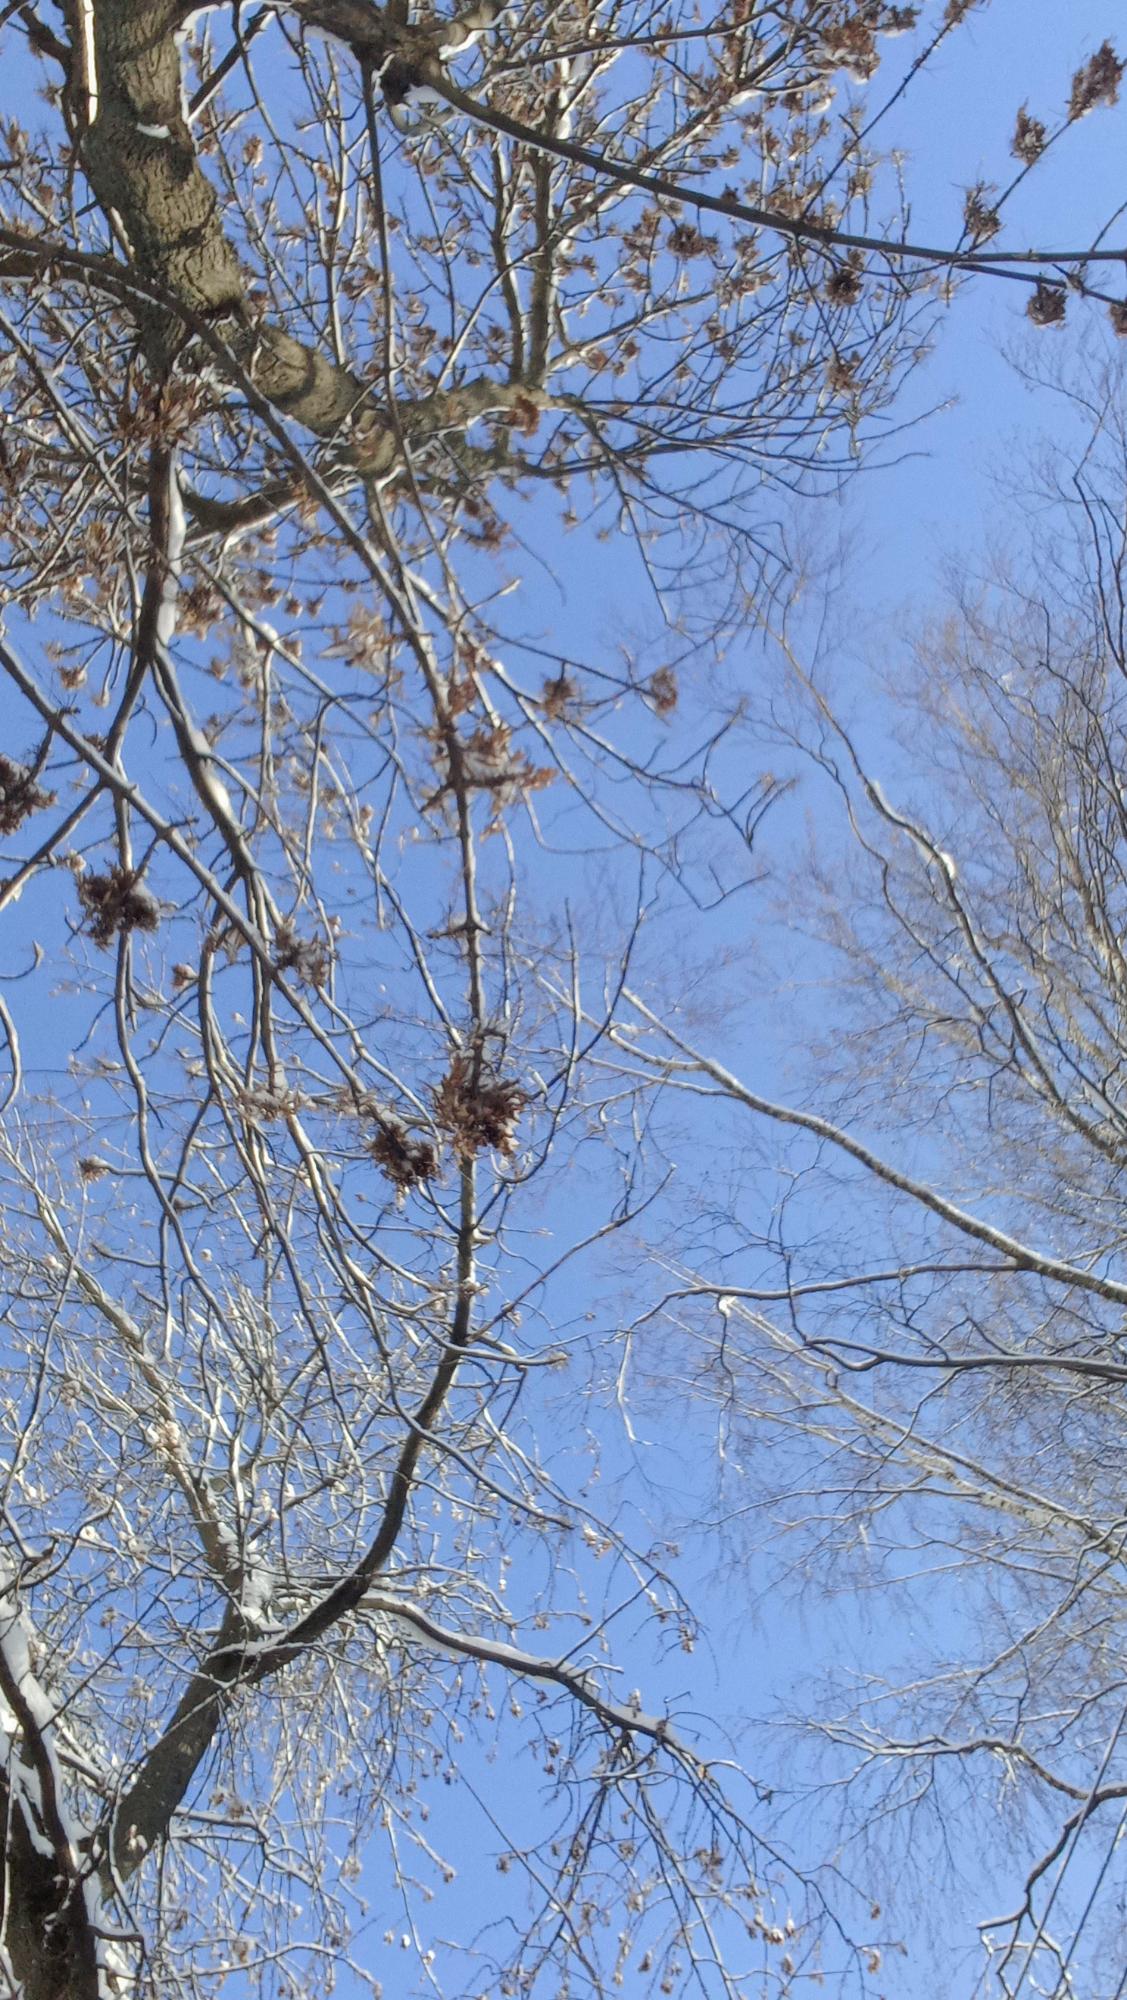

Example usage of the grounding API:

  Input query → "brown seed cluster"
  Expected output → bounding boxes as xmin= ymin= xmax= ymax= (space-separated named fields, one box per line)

xmin=503 ymin=393 xmax=543 ymax=437
xmin=1011 ymin=106 xmax=1047 ymax=165
xmin=77 ymin=868 xmax=161 ymax=950
xmin=824 ymin=256 xmax=864 ymax=307
xmin=433 ymin=1054 xmax=526 ymax=1162
xmin=1027 ymin=282 xmax=1067 ymax=328
xmin=825 ymin=351 xmax=861 ymax=396
xmin=667 ymin=224 xmax=718 ymax=261
xmin=0 ymin=754 xmax=53 ymax=836
xmin=428 ymin=722 xmax=554 ymax=819
xmin=541 ymin=670 xmax=579 ymax=720
xmin=647 ymin=666 xmax=679 ymax=715
xmin=273 ymin=922 xmax=333 ymax=988
xmin=822 ymin=18 xmax=878 ymax=82
xmin=369 ymin=1118 xmax=439 ymax=1196
xmin=1068 ymin=41 xmax=1123 ymax=121
xmin=963 ymin=183 xmax=1000 ymax=243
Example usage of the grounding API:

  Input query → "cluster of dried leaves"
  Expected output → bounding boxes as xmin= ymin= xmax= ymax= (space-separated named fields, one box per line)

xmin=432 ymin=1054 xmax=527 ymax=1162
xmin=76 ymin=868 xmax=161 ymax=950
xmin=0 ymin=753 xmax=51 ymax=836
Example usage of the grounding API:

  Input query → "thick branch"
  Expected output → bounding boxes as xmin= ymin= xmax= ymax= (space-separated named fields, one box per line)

xmin=363 ymin=1593 xmax=681 ymax=1755
xmin=0 ymin=1599 xmax=100 ymax=2000
xmin=70 ymin=0 xmax=391 ymax=443
xmin=103 ymin=1158 xmax=482 ymax=1869
xmin=107 ymin=1607 xmax=245 ymax=1880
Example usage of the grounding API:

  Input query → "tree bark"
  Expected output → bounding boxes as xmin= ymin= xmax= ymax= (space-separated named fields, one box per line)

xmin=68 ymin=0 xmax=397 ymax=448
xmin=0 ymin=1780 xmax=100 ymax=2000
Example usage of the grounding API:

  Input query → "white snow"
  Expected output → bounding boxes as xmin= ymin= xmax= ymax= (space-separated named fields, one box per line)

xmin=155 ymin=456 xmax=186 ymax=651
xmin=77 ymin=0 xmax=98 ymax=123
xmin=241 ymin=1566 xmax=276 ymax=1631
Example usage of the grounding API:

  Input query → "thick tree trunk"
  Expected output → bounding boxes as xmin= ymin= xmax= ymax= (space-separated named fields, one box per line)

xmin=69 ymin=0 xmax=391 ymax=449
xmin=2 ymin=1796 xmax=100 ymax=2000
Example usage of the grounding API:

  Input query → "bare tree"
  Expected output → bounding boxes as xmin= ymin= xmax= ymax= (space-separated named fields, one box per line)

xmin=617 ymin=347 xmax=1127 ymax=1998
xmin=0 ymin=1 xmax=1125 ymax=1997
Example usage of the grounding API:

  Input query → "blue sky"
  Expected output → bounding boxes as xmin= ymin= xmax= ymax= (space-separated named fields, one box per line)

xmin=837 ymin=0 xmax=1127 ymax=608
